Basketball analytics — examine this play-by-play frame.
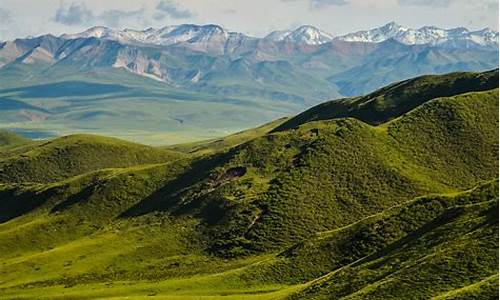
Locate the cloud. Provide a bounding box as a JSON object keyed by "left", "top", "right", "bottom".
{"left": 224, "top": 8, "right": 238, "bottom": 14}
{"left": 99, "top": 7, "right": 145, "bottom": 28}
{"left": 155, "top": 0, "right": 193, "bottom": 19}
{"left": 53, "top": 2, "right": 94, "bottom": 25}
{"left": 398, "top": 0, "right": 451, "bottom": 7}
{"left": 310, "top": 0, "right": 348, "bottom": 8}
{"left": 282, "top": 0, "right": 348, "bottom": 9}
{"left": 0, "top": 8, "right": 13, "bottom": 40}
{"left": 53, "top": 2, "right": 147, "bottom": 27}
{"left": 476, "top": 0, "right": 499, "bottom": 10}
{"left": 0, "top": 8, "right": 12, "bottom": 23}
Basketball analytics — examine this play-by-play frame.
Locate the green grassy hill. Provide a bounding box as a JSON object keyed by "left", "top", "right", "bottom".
{"left": 274, "top": 69, "right": 498, "bottom": 131}
{"left": 0, "top": 134, "right": 184, "bottom": 183}
{"left": 280, "top": 180, "right": 498, "bottom": 299}
{"left": 166, "top": 117, "right": 289, "bottom": 156}
{"left": 155, "top": 88, "right": 497, "bottom": 256}
{"left": 0, "top": 130, "right": 32, "bottom": 148}
{"left": 0, "top": 70, "right": 497, "bottom": 299}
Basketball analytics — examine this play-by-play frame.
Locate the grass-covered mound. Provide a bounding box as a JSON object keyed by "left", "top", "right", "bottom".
{"left": 274, "top": 69, "right": 498, "bottom": 131}
{"left": 0, "top": 70, "right": 497, "bottom": 299}
{"left": 282, "top": 180, "right": 498, "bottom": 299}
{"left": 140, "top": 88, "right": 497, "bottom": 255}
{"left": 0, "top": 134, "right": 184, "bottom": 183}
{"left": 0, "top": 130, "right": 32, "bottom": 149}
{"left": 0, "top": 179, "right": 496, "bottom": 299}
{"left": 0, "top": 159, "right": 291, "bottom": 299}
{"left": 249, "top": 179, "right": 497, "bottom": 278}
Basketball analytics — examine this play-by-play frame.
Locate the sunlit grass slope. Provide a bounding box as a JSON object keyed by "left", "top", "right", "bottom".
{"left": 0, "top": 70, "right": 497, "bottom": 299}
{"left": 0, "top": 130, "right": 32, "bottom": 149}
{"left": 0, "top": 134, "right": 184, "bottom": 183}
{"left": 285, "top": 180, "right": 498, "bottom": 299}
{"left": 0, "top": 181, "right": 496, "bottom": 299}
{"left": 166, "top": 117, "right": 289, "bottom": 156}
{"left": 145, "top": 89, "right": 497, "bottom": 255}
{"left": 274, "top": 69, "right": 498, "bottom": 131}
{"left": 281, "top": 180, "right": 498, "bottom": 299}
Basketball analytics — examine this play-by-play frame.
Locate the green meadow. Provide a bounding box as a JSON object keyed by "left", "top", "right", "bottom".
{"left": 0, "top": 70, "right": 498, "bottom": 299}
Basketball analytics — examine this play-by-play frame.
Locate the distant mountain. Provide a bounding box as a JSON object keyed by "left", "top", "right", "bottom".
{"left": 336, "top": 21, "right": 499, "bottom": 48}
{"left": 58, "top": 22, "right": 499, "bottom": 49}
{"left": 265, "top": 25, "right": 333, "bottom": 45}
{"left": 60, "top": 24, "right": 253, "bottom": 50}
{"left": 0, "top": 22, "right": 497, "bottom": 143}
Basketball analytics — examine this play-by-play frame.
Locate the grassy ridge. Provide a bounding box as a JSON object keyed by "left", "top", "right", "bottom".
{"left": 0, "top": 70, "right": 497, "bottom": 299}
{"left": 251, "top": 179, "right": 497, "bottom": 282}
{"left": 0, "top": 180, "right": 495, "bottom": 299}
{"left": 1, "top": 86, "right": 496, "bottom": 257}
{"left": 0, "top": 130, "right": 32, "bottom": 149}
{"left": 0, "top": 134, "right": 184, "bottom": 183}
{"left": 285, "top": 180, "right": 498, "bottom": 299}
{"left": 275, "top": 69, "right": 498, "bottom": 131}
{"left": 160, "top": 89, "right": 497, "bottom": 255}
{"left": 166, "top": 117, "right": 289, "bottom": 156}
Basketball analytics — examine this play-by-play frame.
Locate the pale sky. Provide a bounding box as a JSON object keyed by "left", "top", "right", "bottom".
{"left": 0, "top": 0, "right": 498, "bottom": 40}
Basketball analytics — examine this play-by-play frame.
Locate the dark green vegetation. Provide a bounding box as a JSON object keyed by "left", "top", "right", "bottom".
{"left": 0, "top": 70, "right": 497, "bottom": 299}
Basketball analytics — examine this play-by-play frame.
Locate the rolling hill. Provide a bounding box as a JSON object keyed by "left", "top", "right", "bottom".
{"left": 275, "top": 69, "right": 499, "bottom": 130}
{"left": 0, "top": 69, "right": 497, "bottom": 299}
{"left": 0, "top": 130, "right": 33, "bottom": 149}
{"left": 0, "top": 134, "right": 184, "bottom": 183}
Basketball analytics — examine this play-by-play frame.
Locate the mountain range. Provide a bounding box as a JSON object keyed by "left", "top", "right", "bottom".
{"left": 54, "top": 22, "right": 499, "bottom": 48}
{"left": 0, "top": 22, "right": 498, "bottom": 143}
{"left": 0, "top": 69, "right": 497, "bottom": 299}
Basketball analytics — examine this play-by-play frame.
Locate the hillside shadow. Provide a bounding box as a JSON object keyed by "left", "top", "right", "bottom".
{"left": 49, "top": 185, "right": 96, "bottom": 213}
{"left": 351, "top": 207, "right": 464, "bottom": 269}
{"left": 120, "top": 151, "right": 231, "bottom": 218}
{"left": 0, "top": 187, "right": 56, "bottom": 223}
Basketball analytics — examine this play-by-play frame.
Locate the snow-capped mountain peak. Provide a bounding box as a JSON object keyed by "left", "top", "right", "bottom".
{"left": 289, "top": 25, "right": 333, "bottom": 45}
{"left": 264, "top": 30, "right": 292, "bottom": 42}
{"left": 61, "top": 24, "right": 231, "bottom": 46}
{"left": 61, "top": 26, "right": 113, "bottom": 39}
{"left": 58, "top": 22, "right": 498, "bottom": 49}
{"left": 336, "top": 22, "right": 409, "bottom": 43}
{"left": 336, "top": 22, "right": 499, "bottom": 47}
{"left": 162, "top": 24, "right": 229, "bottom": 43}
{"left": 265, "top": 25, "right": 333, "bottom": 45}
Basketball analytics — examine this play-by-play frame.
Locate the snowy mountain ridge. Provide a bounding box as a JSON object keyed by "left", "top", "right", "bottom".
{"left": 58, "top": 22, "right": 499, "bottom": 48}
{"left": 265, "top": 25, "right": 334, "bottom": 45}
{"left": 61, "top": 24, "right": 237, "bottom": 46}
{"left": 336, "top": 22, "right": 499, "bottom": 47}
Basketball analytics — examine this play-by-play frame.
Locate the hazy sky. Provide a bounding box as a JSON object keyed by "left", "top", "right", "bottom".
{"left": 0, "top": 0, "right": 498, "bottom": 40}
